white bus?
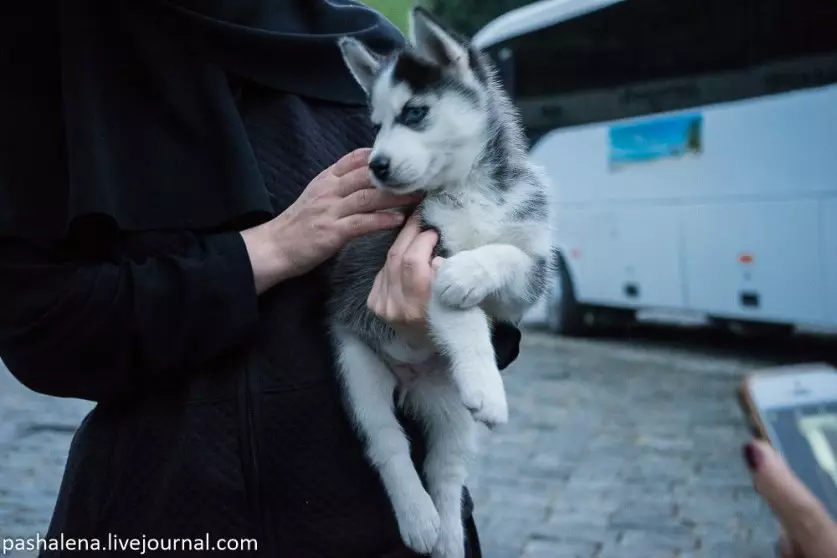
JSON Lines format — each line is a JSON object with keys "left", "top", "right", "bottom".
{"left": 473, "top": 0, "right": 837, "bottom": 337}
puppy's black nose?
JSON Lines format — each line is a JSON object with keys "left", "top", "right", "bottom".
{"left": 369, "top": 155, "right": 391, "bottom": 182}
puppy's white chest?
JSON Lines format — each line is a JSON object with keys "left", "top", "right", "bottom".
{"left": 423, "top": 194, "right": 501, "bottom": 254}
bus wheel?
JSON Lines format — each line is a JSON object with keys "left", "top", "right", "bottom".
{"left": 546, "top": 253, "right": 588, "bottom": 336}
{"left": 588, "top": 306, "right": 637, "bottom": 331}
{"left": 711, "top": 318, "right": 795, "bottom": 339}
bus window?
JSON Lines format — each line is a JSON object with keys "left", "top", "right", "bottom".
{"left": 481, "top": 0, "right": 837, "bottom": 132}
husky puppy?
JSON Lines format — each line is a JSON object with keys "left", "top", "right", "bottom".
{"left": 328, "top": 7, "right": 554, "bottom": 558}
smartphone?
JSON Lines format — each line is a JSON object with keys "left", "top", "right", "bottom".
{"left": 739, "top": 362, "right": 837, "bottom": 520}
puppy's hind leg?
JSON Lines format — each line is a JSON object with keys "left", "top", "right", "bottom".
{"left": 331, "top": 324, "right": 440, "bottom": 554}
{"left": 426, "top": 295, "right": 508, "bottom": 427}
{"left": 404, "top": 373, "right": 477, "bottom": 558}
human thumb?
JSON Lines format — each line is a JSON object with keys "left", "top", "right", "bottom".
{"left": 745, "top": 439, "right": 837, "bottom": 558}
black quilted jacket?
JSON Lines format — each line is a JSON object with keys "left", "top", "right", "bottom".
{"left": 0, "top": 83, "right": 520, "bottom": 557}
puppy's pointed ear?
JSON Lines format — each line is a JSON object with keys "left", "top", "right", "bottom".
{"left": 337, "top": 37, "right": 383, "bottom": 95}
{"left": 409, "top": 7, "right": 469, "bottom": 74}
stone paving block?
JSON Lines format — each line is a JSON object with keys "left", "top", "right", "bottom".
{"left": 608, "top": 501, "right": 680, "bottom": 531}
{"left": 476, "top": 516, "right": 538, "bottom": 557}
{"left": 746, "top": 516, "right": 781, "bottom": 543}
{"left": 520, "top": 538, "right": 602, "bottom": 558}
{"left": 596, "top": 482, "right": 676, "bottom": 504}
{"left": 676, "top": 495, "right": 771, "bottom": 529}
{"left": 621, "top": 461, "right": 695, "bottom": 485}
{"left": 519, "top": 452, "right": 579, "bottom": 481}
{"left": 616, "top": 528, "right": 699, "bottom": 552}
{"left": 478, "top": 542, "right": 525, "bottom": 558}
{"left": 548, "top": 493, "right": 620, "bottom": 515}
{"left": 696, "top": 540, "right": 777, "bottom": 558}
{"left": 482, "top": 501, "right": 550, "bottom": 527}
{"left": 532, "top": 517, "right": 613, "bottom": 548}
{"left": 692, "top": 521, "right": 754, "bottom": 549}
{"left": 597, "top": 542, "right": 680, "bottom": 558}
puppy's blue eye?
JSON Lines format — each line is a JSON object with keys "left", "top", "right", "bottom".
{"left": 401, "top": 105, "right": 429, "bottom": 127}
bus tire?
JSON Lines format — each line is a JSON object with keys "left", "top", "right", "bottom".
{"left": 712, "top": 317, "right": 795, "bottom": 339}
{"left": 589, "top": 305, "right": 637, "bottom": 330}
{"left": 546, "top": 252, "right": 588, "bottom": 336}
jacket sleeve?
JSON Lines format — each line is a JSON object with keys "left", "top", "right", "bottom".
{"left": 0, "top": 231, "right": 260, "bottom": 402}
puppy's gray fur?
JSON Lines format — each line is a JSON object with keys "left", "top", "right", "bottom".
{"left": 327, "top": 8, "right": 555, "bottom": 557}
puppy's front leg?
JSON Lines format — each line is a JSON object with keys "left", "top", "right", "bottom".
{"left": 434, "top": 244, "right": 539, "bottom": 311}
{"left": 426, "top": 296, "right": 507, "bottom": 427}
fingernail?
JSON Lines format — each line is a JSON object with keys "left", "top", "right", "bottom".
{"left": 743, "top": 442, "right": 761, "bottom": 472}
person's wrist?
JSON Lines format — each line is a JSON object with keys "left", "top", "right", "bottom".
{"left": 240, "top": 219, "right": 294, "bottom": 294}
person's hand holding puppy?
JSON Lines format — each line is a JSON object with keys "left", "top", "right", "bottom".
{"left": 367, "top": 211, "right": 444, "bottom": 352}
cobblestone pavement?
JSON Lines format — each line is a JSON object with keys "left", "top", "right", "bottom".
{"left": 1, "top": 324, "right": 836, "bottom": 557}
{"left": 0, "top": 370, "right": 91, "bottom": 555}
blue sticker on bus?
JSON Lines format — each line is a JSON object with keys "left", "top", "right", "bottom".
{"left": 608, "top": 113, "right": 702, "bottom": 169}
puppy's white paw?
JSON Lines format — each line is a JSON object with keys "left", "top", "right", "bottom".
{"left": 431, "top": 514, "right": 466, "bottom": 558}
{"left": 458, "top": 367, "right": 508, "bottom": 427}
{"left": 394, "top": 489, "right": 441, "bottom": 554}
{"left": 434, "top": 252, "right": 496, "bottom": 309}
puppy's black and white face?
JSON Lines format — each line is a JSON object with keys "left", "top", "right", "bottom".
{"left": 338, "top": 8, "right": 488, "bottom": 193}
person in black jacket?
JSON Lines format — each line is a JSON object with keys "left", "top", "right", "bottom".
{"left": 0, "top": 1, "right": 521, "bottom": 557}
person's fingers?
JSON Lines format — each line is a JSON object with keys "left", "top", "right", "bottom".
{"left": 401, "top": 229, "right": 438, "bottom": 294}
{"left": 777, "top": 532, "right": 805, "bottom": 558}
{"left": 339, "top": 211, "right": 405, "bottom": 238}
{"left": 746, "top": 439, "right": 837, "bottom": 558}
{"left": 333, "top": 166, "right": 375, "bottom": 196}
{"left": 331, "top": 148, "right": 372, "bottom": 177}
{"left": 431, "top": 256, "right": 445, "bottom": 274}
{"left": 383, "top": 211, "right": 423, "bottom": 296}
{"left": 387, "top": 211, "right": 423, "bottom": 259}
{"left": 378, "top": 268, "right": 403, "bottom": 323}
{"left": 367, "top": 268, "right": 385, "bottom": 314}
{"left": 338, "top": 188, "right": 417, "bottom": 217}
{"left": 373, "top": 269, "right": 399, "bottom": 324}
{"left": 311, "top": 166, "right": 331, "bottom": 183}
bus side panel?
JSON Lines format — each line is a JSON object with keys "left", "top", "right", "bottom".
{"left": 529, "top": 85, "right": 837, "bottom": 206}
{"left": 553, "top": 208, "right": 621, "bottom": 303}
{"left": 598, "top": 207, "right": 686, "bottom": 310}
{"left": 823, "top": 199, "right": 837, "bottom": 326}
{"left": 556, "top": 207, "right": 685, "bottom": 310}
{"left": 680, "top": 200, "right": 826, "bottom": 326}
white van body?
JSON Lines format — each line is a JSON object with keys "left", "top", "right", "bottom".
{"left": 473, "top": 0, "right": 837, "bottom": 334}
